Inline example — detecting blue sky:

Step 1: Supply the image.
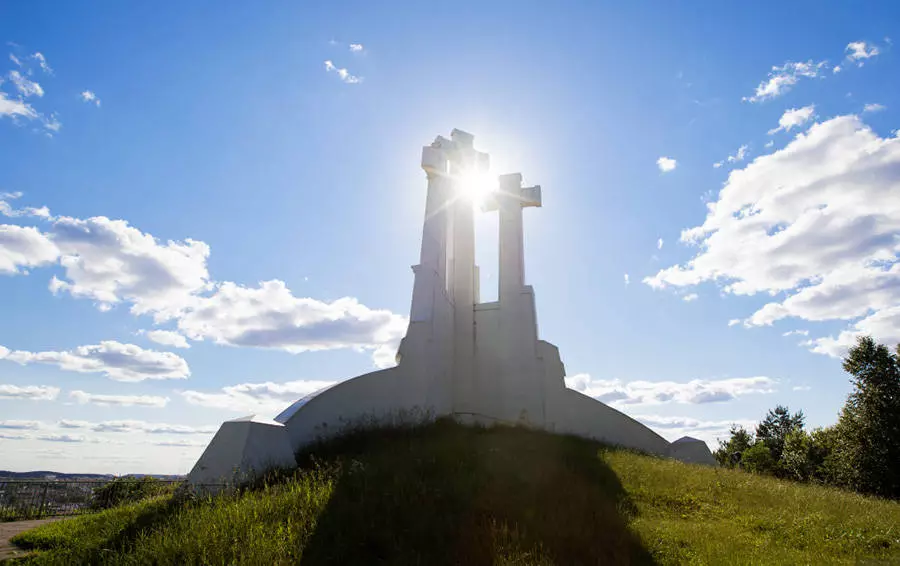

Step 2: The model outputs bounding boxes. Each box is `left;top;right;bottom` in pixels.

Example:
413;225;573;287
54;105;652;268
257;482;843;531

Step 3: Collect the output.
1;2;898;474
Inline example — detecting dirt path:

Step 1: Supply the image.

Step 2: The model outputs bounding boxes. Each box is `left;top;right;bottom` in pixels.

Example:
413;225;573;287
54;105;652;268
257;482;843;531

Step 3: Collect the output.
0;517;65;562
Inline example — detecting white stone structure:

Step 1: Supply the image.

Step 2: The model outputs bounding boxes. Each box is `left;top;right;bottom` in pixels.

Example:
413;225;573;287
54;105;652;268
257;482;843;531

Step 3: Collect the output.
187;129;714;485
188;416;296;486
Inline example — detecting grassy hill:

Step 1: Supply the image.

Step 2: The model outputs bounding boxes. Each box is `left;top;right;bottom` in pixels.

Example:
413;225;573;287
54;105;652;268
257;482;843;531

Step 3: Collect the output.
9;420;900;565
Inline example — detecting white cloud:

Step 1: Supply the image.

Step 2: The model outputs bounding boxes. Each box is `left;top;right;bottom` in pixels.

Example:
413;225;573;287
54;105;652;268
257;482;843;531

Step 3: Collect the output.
846;41;879;65
70;390;170;408
0;224;59;274
0;199;406;367
744;60;827;102
0;425;212;473
181;379;335;415
564;373;776;405
48;215;212;318
768;105;815;134
657;238;664;250
8;70;43;97
656;156;677;172
42;113;61;134
143;329;190;349
727;319;741;327
0;341;190;382
0;432;30;440
764;140;775;149
349;43;364;53
628;413;757;446
807;305;900;358
728;144;749;163
0;418;217;453
37;434;86;443
0;384;60;401
792;385;812;391
682;293;698;302
31;52;52;74
714;144;750;169
645;115;900;357
624;273;630;285
863;103;885;113
833;65;842;74
782;329;809;337
58;419;216;435
0;192;51;218
175;280;407;358
324;60;362;84
371;343;399;369
151;439;206;447
0;91;38;121
80;90;100;107
1;51;56;131
0;420;42;430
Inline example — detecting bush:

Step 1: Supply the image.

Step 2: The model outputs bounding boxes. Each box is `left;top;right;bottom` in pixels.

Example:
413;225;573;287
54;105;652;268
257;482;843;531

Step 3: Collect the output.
714;425;752;468
740;443;776;475
91;477;174;510
780;429;813;481
807;426;843;485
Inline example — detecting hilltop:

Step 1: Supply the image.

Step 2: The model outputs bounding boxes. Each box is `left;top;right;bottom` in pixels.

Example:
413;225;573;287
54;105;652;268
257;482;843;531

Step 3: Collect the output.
10;420;900;565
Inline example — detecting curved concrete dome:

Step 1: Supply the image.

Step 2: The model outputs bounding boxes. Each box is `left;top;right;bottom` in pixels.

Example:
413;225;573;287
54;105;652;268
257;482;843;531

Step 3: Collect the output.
274;383;339;424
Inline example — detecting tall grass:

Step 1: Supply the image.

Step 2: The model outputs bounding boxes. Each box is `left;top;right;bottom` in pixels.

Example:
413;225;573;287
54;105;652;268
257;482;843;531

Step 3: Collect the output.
10;420;900;565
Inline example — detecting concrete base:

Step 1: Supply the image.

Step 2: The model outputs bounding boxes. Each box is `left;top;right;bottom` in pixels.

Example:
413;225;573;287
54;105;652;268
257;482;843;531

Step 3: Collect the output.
270;362;715;466
274;367;437;449
186;370;715;486
187;415;296;487
668;436;717;465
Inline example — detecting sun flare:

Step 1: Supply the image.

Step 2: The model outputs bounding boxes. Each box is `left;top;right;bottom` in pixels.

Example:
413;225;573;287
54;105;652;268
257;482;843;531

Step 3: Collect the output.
457;171;497;207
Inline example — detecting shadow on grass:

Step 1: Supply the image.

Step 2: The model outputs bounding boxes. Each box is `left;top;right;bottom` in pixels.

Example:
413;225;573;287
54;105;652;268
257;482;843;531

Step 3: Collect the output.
297;419;657;565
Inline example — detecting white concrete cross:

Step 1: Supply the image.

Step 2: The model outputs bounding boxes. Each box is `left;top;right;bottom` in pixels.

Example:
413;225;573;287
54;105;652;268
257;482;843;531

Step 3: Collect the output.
481;173;542;212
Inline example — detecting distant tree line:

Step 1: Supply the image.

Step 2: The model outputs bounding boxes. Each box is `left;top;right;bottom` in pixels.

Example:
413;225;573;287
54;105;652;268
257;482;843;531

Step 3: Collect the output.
714;336;900;500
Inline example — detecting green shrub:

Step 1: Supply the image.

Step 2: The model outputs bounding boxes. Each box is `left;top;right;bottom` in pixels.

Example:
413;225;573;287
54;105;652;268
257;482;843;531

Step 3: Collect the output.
714;424;752;468
740;443;777;475
90;477;175;510
780;429;813;481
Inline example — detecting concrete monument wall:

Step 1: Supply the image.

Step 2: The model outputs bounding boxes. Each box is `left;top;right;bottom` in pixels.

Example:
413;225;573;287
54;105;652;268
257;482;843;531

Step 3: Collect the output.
188;416;296;486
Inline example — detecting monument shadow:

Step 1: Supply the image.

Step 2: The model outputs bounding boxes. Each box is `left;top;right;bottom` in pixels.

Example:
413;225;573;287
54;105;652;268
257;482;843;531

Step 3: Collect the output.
297;420;657;566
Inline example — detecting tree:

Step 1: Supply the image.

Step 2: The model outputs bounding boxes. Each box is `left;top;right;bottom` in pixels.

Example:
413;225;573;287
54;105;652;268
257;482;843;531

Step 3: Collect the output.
755;405;805;473
835;336;900;498
780;429;813;481
740;443;776;475
807;426;843;485
714;425;753;468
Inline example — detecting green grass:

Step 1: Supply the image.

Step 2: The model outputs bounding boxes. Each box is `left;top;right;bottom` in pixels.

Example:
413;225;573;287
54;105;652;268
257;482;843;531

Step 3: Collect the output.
9;420;900;565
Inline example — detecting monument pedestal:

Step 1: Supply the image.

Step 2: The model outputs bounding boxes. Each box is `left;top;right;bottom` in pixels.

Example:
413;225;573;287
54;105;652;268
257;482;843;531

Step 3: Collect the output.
187;416;295;488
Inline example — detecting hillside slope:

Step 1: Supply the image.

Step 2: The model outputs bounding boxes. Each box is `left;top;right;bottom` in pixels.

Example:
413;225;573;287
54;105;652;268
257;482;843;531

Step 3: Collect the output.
10;420;900;565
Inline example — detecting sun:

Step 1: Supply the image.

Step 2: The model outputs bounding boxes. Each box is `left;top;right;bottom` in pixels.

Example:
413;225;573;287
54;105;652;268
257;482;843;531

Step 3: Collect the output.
457;170;497;207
